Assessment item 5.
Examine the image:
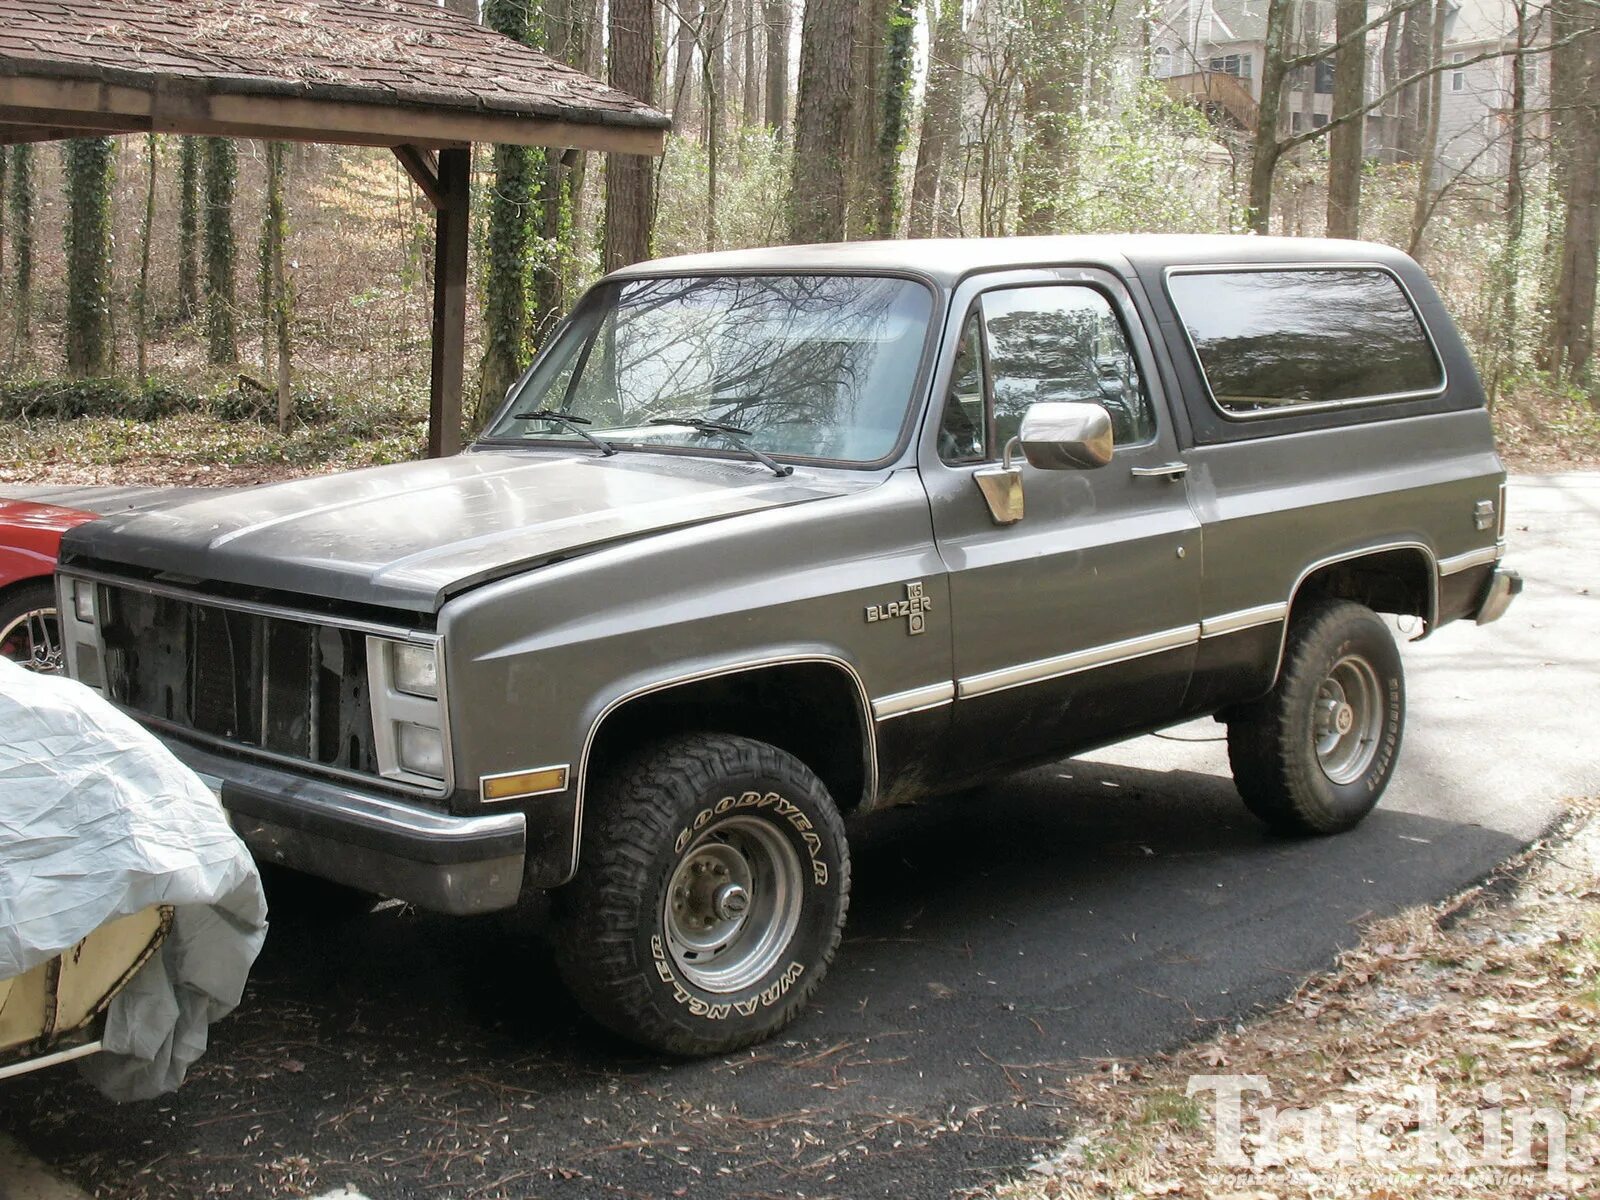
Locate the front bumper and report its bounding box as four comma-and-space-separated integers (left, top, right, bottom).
1474, 566, 1523, 625
164, 736, 526, 915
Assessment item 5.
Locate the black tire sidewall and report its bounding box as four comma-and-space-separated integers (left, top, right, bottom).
1286, 607, 1405, 830
0, 580, 59, 668
559, 736, 850, 1055
642, 773, 845, 1034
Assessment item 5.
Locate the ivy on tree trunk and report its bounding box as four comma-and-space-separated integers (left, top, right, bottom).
477, 0, 543, 423
259, 141, 294, 433
64, 136, 116, 378
7, 143, 31, 351
203, 136, 238, 366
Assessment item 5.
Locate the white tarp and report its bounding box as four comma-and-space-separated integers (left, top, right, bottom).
0, 657, 267, 1101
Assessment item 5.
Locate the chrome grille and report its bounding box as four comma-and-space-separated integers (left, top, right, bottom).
98, 585, 378, 774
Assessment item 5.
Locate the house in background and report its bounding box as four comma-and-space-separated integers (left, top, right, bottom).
1146, 0, 1548, 185
1434, 0, 1550, 182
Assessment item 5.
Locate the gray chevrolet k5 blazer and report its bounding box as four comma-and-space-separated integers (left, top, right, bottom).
56, 235, 1520, 1054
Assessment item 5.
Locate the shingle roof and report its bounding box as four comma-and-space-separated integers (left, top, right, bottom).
0, 0, 669, 144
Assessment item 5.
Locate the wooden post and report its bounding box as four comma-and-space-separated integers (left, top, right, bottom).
429, 145, 471, 458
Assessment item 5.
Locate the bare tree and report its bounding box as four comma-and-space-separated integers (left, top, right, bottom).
907, 0, 966, 236
674, 0, 703, 123
743, 0, 762, 120
605, 0, 659, 269
1015, 0, 1083, 234
1406, 0, 1447, 255
763, 0, 790, 134
1548, 0, 1600, 384
790, 0, 858, 240
1326, 0, 1367, 237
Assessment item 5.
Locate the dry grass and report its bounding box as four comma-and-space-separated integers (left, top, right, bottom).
1000, 801, 1600, 1200
1496, 379, 1600, 474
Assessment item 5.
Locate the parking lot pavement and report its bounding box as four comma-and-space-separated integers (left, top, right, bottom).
2, 475, 1594, 1200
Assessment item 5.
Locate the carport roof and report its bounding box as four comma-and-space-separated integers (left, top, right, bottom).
0, 0, 670, 153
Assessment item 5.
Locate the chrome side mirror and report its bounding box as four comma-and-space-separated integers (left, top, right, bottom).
1017, 401, 1114, 470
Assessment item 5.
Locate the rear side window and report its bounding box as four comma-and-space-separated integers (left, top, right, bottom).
1168, 268, 1444, 416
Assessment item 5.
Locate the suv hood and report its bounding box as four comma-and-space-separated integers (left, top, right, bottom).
60, 451, 877, 612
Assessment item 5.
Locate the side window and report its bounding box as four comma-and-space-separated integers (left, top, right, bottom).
1167, 268, 1445, 415
937, 311, 988, 463
980, 285, 1157, 449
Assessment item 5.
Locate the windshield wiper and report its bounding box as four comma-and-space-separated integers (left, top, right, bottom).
511, 409, 616, 457
646, 416, 794, 478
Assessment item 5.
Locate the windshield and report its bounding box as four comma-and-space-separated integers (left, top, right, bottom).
484, 274, 935, 464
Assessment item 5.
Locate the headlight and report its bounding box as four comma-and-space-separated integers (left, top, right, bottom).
366, 634, 449, 790
74, 581, 96, 624
396, 722, 446, 778
391, 641, 438, 698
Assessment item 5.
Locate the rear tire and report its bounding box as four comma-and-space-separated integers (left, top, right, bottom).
554, 733, 850, 1056
1226, 600, 1405, 836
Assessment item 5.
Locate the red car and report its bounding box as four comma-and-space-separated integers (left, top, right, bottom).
0, 498, 98, 674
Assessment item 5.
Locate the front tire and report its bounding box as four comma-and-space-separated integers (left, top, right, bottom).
0, 580, 64, 674
554, 734, 850, 1056
1226, 600, 1405, 835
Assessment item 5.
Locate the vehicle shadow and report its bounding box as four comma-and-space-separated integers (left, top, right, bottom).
0, 754, 1530, 1200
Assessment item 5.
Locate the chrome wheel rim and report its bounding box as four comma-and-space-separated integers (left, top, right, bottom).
0, 605, 63, 674
1313, 654, 1383, 785
664, 814, 803, 994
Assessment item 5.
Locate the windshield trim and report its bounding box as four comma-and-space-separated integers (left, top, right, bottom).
473, 268, 946, 472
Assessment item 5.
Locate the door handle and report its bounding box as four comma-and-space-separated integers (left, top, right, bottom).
1130, 462, 1189, 480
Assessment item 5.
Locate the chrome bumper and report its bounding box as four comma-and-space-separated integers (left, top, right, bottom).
165, 737, 526, 915
1475, 566, 1523, 625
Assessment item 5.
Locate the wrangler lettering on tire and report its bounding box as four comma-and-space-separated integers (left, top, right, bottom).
553, 734, 850, 1056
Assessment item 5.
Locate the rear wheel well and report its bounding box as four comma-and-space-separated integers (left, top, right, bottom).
1290, 547, 1435, 630
586, 662, 873, 814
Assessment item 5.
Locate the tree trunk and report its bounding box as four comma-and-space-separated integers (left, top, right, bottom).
763, 0, 789, 135
1394, 2, 1432, 161
64, 136, 116, 377
743, 0, 762, 121
1325, 0, 1367, 238
706, 0, 728, 148
1247, 0, 1293, 233
534, 0, 591, 344
1015, 0, 1081, 235
845, 0, 887, 237
674, 0, 702, 125
479, 0, 542, 417
1489, 0, 1533, 403
256, 141, 293, 433
789, 0, 858, 241
202, 136, 238, 365
1405, 0, 1446, 257
177, 136, 201, 322
1548, 0, 1600, 385
871, 0, 917, 235
137, 134, 157, 382
0, 147, 7, 283
604, 0, 658, 269
907, 0, 964, 237
7, 143, 31, 351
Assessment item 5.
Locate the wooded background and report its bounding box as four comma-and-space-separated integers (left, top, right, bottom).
0, 0, 1596, 473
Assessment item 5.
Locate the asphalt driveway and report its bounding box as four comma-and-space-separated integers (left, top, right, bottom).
2, 474, 1596, 1200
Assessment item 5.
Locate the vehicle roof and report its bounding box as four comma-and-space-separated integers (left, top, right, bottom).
611, 235, 1419, 286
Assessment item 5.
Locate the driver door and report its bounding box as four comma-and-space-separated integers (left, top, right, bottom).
920, 269, 1203, 780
